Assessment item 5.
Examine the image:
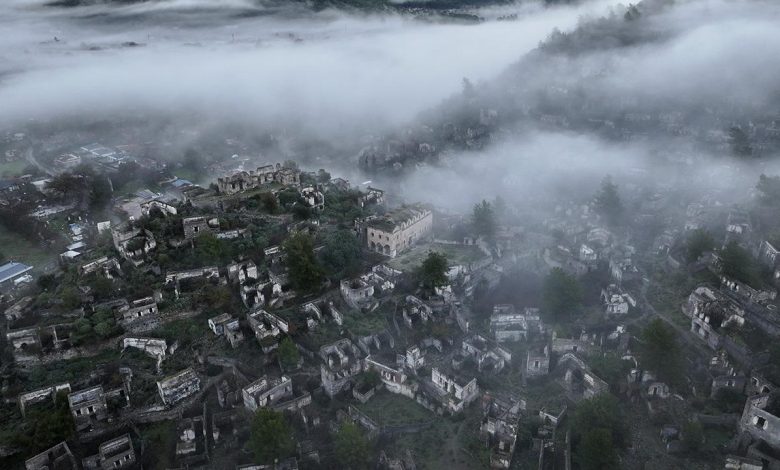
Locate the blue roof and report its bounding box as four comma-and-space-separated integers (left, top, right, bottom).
0, 262, 33, 283
171, 178, 193, 188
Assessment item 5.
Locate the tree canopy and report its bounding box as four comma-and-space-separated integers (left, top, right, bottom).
577, 427, 619, 470
283, 232, 325, 293
686, 229, 714, 262
319, 229, 362, 279
249, 408, 295, 463
541, 268, 583, 319
573, 394, 628, 449
472, 199, 497, 243
418, 251, 449, 290
594, 176, 623, 226
720, 241, 759, 286
729, 126, 753, 158
333, 421, 371, 469
639, 318, 683, 387
278, 337, 300, 370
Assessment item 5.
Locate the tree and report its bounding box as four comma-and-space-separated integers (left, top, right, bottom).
283, 233, 325, 293
729, 126, 753, 158
720, 241, 758, 285
594, 176, 623, 225
541, 268, 583, 319
278, 337, 300, 369
249, 408, 295, 463
320, 230, 362, 279
577, 428, 618, 470
686, 229, 714, 262
418, 251, 449, 290
472, 200, 497, 242
681, 420, 704, 453
639, 318, 683, 387
757, 174, 780, 205
572, 394, 628, 449
333, 421, 370, 469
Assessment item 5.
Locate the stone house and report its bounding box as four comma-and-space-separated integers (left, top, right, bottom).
526, 345, 551, 378
25, 441, 78, 470
157, 368, 201, 406
68, 385, 109, 431
319, 339, 364, 398
82, 434, 136, 470
18, 382, 72, 417
111, 223, 156, 266
460, 334, 511, 374
182, 216, 220, 240
242, 376, 293, 412
490, 305, 543, 342
739, 393, 780, 450
557, 353, 608, 401
430, 367, 479, 414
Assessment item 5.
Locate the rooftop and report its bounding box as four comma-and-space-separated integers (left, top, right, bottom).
0, 261, 33, 283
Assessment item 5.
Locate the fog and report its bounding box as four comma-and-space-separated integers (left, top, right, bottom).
0, 0, 617, 135
2, 0, 780, 214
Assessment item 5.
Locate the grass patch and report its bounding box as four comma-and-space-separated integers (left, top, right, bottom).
387, 242, 487, 271
0, 225, 55, 269
356, 391, 433, 427
0, 160, 29, 178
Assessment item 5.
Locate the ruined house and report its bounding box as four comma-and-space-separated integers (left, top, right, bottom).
489, 305, 543, 342
601, 284, 636, 316
25, 441, 78, 470
460, 334, 511, 374
68, 385, 109, 431
480, 395, 522, 469
182, 216, 220, 240
82, 434, 136, 470
242, 376, 294, 412
526, 345, 551, 378
739, 392, 780, 455
111, 223, 156, 266
557, 353, 609, 401
217, 163, 300, 194
18, 382, 71, 417
429, 367, 479, 413
157, 368, 201, 406
300, 186, 325, 211
319, 339, 365, 398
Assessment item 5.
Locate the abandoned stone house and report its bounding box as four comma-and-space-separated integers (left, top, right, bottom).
365, 353, 416, 397
78, 256, 122, 279
360, 187, 385, 207
247, 309, 282, 352
489, 305, 543, 342
227, 260, 259, 284
480, 395, 521, 469
430, 367, 479, 414
68, 385, 109, 431
116, 297, 160, 332
319, 339, 365, 398
111, 223, 156, 266
157, 368, 201, 406
208, 313, 245, 347
759, 240, 780, 269
340, 277, 376, 310
460, 334, 511, 374
402, 295, 433, 329
242, 375, 293, 412
739, 393, 780, 451
601, 284, 636, 316
82, 434, 136, 470
526, 345, 551, 378
358, 205, 433, 257
217, 163, 301, 194
18, 382, 72, 417
182, 216, 220, 240
25, 441, 78, 470
557, 353, 609, 401
300, 186, 325, 211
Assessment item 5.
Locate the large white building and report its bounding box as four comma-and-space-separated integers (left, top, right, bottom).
360, 205, 433, 258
